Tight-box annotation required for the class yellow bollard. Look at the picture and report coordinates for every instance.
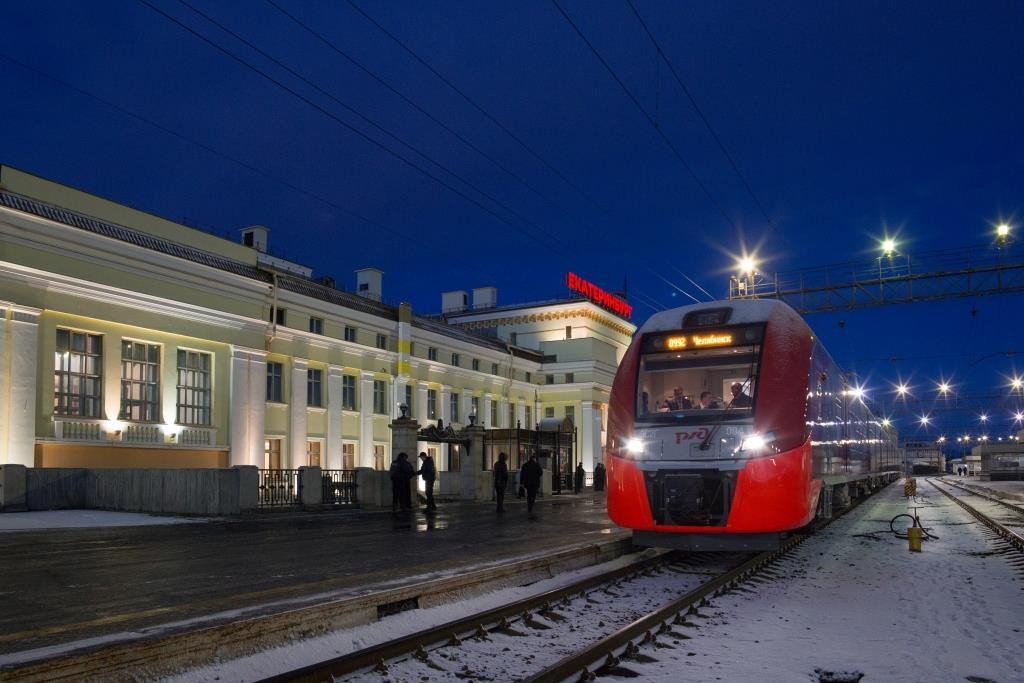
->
[903,477,917,497]
[907,526,923,552]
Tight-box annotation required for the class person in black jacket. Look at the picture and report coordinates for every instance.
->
[417,451,437,511]
[574,462,585,494]
[493,452,509,513]
[390,452,415,511]
[593,462,606,491]
[520,454,543,519]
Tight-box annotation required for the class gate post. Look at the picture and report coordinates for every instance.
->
[462,421,487,501]
[389,407,420,505]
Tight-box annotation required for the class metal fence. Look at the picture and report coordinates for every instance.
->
[322,469,359,507]
[258,469,299,508]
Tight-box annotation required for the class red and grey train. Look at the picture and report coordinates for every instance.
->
[607,300,901,550]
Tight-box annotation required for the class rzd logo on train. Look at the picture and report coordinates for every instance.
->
[674,428,709,444]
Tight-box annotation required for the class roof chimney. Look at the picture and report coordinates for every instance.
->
[241,225,268,253]
[472,286,497,310]
[442,290,468,313]
[355,267,383,302]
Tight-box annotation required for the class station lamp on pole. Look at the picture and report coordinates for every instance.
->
[880,237,897,257]
[996,223,1011,247]
[895,382,910,398]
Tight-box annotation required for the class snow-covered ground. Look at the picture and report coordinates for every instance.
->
[169,479,1024,682]
[0,510,206,531]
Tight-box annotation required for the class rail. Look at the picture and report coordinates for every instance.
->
[321,470,359,507]
[927,478,1024,552]
[258,469,299,508]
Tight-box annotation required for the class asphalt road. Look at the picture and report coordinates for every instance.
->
[0,493,619,657]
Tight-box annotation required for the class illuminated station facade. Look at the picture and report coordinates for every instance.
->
[0,165,635,479]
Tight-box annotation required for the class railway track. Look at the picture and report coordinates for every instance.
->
[251,481,895,683]
[926,478,1024,553]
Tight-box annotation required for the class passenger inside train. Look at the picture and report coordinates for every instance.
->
[636,343,758,421]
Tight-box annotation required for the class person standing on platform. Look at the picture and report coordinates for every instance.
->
[417,451,437,512]
[390,452,414,512]
[520,454,543,519]
[594,462,606,491]
[574,462,585,494]
[493,452,509,513]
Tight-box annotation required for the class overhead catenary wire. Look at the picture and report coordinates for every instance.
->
[647,268,702,303]
[550,0,741,233]
[625,0,773,225]
[138,0,569,253]
[0,51,427,249]
[263,0,577,223]
[344,0,608,214]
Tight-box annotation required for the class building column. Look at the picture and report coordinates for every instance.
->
[483,394,494,428]
[1,305,40,466]
[581,400,601,473]
[290,358,308,468]
[462,392,474,427]
[499,397,509,428]
[326,365,344,470]
[358,371,375,468]
[229,346,267,467]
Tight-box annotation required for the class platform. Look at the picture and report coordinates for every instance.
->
[0,491,622,667]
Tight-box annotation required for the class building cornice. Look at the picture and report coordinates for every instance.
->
[454,305,635,337]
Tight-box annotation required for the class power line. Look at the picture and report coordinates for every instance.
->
[550,0,741,232]
[625,0,773,225]
[174,0,568,253]
[343,0,607,213]
[670,266,715,301]
[263,0,578,223]
[647,268,702,303]
[138,0,568,252]
[0,50,425,249]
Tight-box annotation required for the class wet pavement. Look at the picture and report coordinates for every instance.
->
[0,492,621,657]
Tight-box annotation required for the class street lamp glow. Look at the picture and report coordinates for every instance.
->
[880,238,897,256]
[1014,411,1024,423]
[996,223,1010,238]
[937,436,946,443]
[918,415,930,426]
[850,386,865,400]
[979,413,989,423]
[881,418,891,428]
[895,383,910,397]
[737,256,757,275]
[1010,376,1023,391]
[937,381,951,395]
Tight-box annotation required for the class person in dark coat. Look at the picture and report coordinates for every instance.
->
[728,382,753,408]
[417,451,437,511]
[574,462,585,494]
[493,452,509,513]
[390,452,415,511]
[594,462,606,491]
[520,454,543,519]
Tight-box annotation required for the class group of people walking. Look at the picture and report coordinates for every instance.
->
[391,450,607,518]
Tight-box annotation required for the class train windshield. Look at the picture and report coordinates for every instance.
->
[635,329,761,423]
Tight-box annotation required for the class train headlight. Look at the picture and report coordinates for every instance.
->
[738,431,776,453]
[625,438,645,455]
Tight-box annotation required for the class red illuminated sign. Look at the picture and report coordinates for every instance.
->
[567,272,633,318]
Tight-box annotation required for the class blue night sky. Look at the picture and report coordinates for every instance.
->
[2,1,1022,443]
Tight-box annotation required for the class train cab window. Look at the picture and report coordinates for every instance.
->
[635,330,761,423]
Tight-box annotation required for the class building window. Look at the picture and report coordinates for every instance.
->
[490,399,498,427]
[546,374,554,384]
[264,438,282,469]
[472,358,480,371]
[373,379,388,414]
[373,444,386,470]
[309,317,324,334]
[342,442,356,469]
[566,325,573,339]
[545,406,555,418]
[451,352,460,366]
[510,332,518,345]
[472,396,480,420]
[427,389,438,419]
[405,384,414,416]
[509,402,516,427]
[525,405,532,429]
[565,405,575,424]
[307,368,323,407]
[176,349,211,425]
[307,440,321,466]
[342,375,356,410]
[448,443,461,472]
[408,341,415,357]
[525,371,532,383]
[120,340,160,421]
[428,347,438,361]
[54,329,103,417]
[450,392,460,423]
[269,307,286,325]
[376,333,387,350]
[565,372,574,383]
[491,362,499,375]
[266,362,284,402]
[344,326,357,342]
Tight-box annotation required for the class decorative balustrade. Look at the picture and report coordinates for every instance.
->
[52,418,216,447]
[52,418,103,441]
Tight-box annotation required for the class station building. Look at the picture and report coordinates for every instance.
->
[0,165,635,479]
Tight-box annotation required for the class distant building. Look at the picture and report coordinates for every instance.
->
[0,165,634,475]
[903,440,944,475]
[972,434,1024,480]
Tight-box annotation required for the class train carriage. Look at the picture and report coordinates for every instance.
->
[607,300,900,550]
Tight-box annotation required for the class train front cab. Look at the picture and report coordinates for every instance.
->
[606,302,819,551]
